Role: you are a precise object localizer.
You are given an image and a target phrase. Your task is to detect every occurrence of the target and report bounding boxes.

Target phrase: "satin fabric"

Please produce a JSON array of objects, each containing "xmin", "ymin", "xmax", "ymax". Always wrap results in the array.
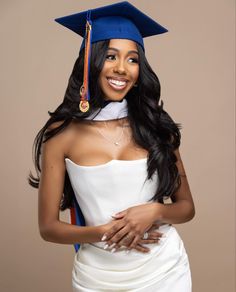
[
  {"xmin": 65, "ymin": 158, "xmax": 192, "ymax": 291},
  {"xmin": 71, "ymin": 224, "xmax": 191, "ymax": 291}
]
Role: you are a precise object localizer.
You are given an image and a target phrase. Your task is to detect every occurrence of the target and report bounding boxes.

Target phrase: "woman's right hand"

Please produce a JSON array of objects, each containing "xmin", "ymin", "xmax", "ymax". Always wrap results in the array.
[{"xmin": 101, "ymin": 221, "xmax": 163, "ymax": 253}]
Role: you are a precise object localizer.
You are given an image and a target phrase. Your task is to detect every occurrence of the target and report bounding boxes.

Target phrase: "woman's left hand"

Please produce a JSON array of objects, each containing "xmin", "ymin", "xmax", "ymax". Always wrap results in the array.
[{"xmin": 101, "ymin": 203, "xmax": 160, "ymax": 250}]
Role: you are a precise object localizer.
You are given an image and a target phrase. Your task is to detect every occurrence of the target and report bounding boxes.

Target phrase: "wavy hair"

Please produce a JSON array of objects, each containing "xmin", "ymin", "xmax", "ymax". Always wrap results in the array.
[{"xmin": 28, "ymin": 39, "xmax": 181, "ymax": 210}]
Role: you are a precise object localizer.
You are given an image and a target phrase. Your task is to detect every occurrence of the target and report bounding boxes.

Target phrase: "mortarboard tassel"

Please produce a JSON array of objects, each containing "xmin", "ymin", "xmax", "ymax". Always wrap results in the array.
[{"xmin": 79, "ymin": 11, "xmax": 92, "ymax": 112}]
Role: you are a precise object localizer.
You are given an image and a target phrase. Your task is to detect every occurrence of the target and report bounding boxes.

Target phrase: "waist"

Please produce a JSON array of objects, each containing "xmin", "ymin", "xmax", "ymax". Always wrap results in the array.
[
  {"xmin": 76, "ymin": 224, "xmax": 174, "ymax": 264},
  {"xmin": 73, "ymin": 224, "xmax": 188, "ymax": 272}
]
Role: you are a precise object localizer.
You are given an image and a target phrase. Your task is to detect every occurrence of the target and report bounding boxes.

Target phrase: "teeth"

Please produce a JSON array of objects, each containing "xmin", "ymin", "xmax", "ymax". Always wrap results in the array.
[{"xmin": 108, "ymin": 79, "xmax": 126, "ymax": 86}]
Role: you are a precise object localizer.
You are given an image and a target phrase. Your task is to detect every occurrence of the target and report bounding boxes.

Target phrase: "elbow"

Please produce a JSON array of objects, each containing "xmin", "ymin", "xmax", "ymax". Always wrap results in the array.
[
  {"xmin": 39, "ymin": 226, "xmax": 50, "ymax": 242},
  {"xmin": 186, "ymin": 203, "xmax": 196, "ymax": 222},
  {"xmin": 39, "ymin": 223, "xmax": 56, "ymax": 242},
  {"xmin": 176, "ymin": 200, "xmax": 195, "ymax": 223}
]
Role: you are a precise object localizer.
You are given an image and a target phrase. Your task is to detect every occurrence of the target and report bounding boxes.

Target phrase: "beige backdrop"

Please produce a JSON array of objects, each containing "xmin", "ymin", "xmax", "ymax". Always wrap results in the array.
[{"xmin": 0, "ymin": 0, "xmax": 235, "ymax": 291}]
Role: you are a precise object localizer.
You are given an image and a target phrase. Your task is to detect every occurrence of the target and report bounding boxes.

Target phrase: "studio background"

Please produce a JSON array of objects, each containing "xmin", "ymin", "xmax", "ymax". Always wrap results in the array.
[{"xmin": 0, "ymin": 0, "xmax": 235, "ymax": 291}]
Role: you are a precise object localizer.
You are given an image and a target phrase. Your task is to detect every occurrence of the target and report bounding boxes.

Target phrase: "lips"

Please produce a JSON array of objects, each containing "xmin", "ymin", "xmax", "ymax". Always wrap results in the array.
[{"xmin": 107, "ymin": 77, "xmax": 128, "ymax": 90}]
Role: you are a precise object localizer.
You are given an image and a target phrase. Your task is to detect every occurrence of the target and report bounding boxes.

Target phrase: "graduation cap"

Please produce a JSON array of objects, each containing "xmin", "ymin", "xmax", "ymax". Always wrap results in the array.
[{"xmin": 55, "ymin": 1, "xmax": 168, "ymax": 112}]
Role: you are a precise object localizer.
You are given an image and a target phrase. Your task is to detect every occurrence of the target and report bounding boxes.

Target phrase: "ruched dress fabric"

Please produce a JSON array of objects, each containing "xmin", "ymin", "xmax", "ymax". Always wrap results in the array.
[{"xmin": 65, "ymin": 158, "xmax": 192, "ymax": 292}]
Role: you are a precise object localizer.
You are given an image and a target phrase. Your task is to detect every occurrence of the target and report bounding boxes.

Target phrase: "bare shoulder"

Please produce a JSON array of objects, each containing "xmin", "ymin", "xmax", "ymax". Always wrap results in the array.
[{"xmin": 42, "ymin": 120, "xmax": 79, "ymax": 161}]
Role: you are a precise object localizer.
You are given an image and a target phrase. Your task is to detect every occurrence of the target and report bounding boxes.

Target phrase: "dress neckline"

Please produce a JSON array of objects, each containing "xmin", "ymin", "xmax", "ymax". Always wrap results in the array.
[{"xmin": 65, "ymin": 157, "xmax": 147, "ymax": 169}]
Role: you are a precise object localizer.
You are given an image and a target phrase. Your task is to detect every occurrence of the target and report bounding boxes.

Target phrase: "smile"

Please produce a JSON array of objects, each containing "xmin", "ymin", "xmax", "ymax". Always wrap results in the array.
[{"xmin": 107, "ymin": 78, "xmax": 128, "ymax": 90}]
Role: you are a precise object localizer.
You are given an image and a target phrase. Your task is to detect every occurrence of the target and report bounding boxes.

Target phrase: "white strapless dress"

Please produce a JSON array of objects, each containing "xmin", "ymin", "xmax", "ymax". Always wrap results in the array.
[{"xmin": 65, "ymin": 158, "xmax": 192, "ymax": 292}]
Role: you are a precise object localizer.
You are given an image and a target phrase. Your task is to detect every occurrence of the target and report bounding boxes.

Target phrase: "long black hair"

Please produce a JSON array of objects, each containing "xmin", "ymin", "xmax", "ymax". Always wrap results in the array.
[{"xmin": 28, "ymin": 39, "xmax": 181, "ymax": 210}]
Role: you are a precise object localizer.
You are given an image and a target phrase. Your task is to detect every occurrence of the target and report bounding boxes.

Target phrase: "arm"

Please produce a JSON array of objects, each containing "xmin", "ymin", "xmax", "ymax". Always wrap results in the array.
[
  {"xmin": 38, "ymin": 126, "xmax": 104, "ymax": 244},
  {"xmin": 149, "ymin": 148, "xmax": 195, "ymax": 224}
]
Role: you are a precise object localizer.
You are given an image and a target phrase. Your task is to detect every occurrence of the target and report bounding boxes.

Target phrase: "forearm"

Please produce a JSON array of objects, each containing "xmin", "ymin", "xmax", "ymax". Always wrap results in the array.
[
  {"xmin": 40, "ymin": 221, "xmax": 105, "ymax": 244},
  {"xmin": 151, "ymin": 200, "xmax": 195, "ymax": 224}
]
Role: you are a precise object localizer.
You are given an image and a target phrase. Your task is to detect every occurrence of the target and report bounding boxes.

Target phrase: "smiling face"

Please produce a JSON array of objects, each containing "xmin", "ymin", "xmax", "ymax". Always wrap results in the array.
[{"xmin": 98, "ymin": 39, "xmax": 139, "ymax": 101}]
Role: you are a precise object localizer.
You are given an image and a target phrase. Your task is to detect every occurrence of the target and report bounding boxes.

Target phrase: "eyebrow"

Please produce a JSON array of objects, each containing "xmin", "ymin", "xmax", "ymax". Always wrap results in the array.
[{"xmin": 107, "ymin": 47, "xmax": 139, "ymax": 55}]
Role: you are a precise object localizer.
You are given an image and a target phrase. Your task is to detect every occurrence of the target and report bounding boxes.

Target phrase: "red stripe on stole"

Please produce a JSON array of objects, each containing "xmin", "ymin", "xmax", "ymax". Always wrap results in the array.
[{"xmin": 70, "ymin": 207, "xmax": 76, "ymax": 225}]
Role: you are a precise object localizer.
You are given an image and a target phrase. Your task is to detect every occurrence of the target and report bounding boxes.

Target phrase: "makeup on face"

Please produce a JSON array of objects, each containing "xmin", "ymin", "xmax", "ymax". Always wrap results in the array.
[{"xmin": 99, "ymin": 39, "xmax": 139, "ymax": 102}]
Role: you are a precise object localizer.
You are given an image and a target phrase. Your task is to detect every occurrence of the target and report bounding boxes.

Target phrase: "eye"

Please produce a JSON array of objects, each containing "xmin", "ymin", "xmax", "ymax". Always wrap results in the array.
[
  {"xmin": 128, "ymin": 57, "xmax": 139, "ymax": 64},
  {"xmin": 106, "ymin": 54, "xmax": 116, "ymax": 60}
]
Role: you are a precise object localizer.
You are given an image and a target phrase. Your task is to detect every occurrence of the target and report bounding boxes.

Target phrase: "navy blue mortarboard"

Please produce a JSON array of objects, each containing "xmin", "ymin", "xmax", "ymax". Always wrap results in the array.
[
  {"xmin": 55, "ymin": 1, "xmax": 168, "ymax": 51},
  {"xmin": 55, "ymin": 1, "xmax": 168, "ymax": 113}
]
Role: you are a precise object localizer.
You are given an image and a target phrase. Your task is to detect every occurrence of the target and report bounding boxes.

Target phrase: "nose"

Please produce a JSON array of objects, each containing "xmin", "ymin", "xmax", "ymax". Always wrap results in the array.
[{"xmin": 113, "ymin": 59, "xmax": 126, "ymax": 75}]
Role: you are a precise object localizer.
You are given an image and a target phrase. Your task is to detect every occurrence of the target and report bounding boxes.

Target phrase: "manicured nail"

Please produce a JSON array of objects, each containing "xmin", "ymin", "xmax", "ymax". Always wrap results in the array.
[
  {"xmin": 126, "ymin": 250, "xmax": 130, "ymax": 254},
  {"xmin": 103, "ymin": 244, "xmax": 109, "ymax": 250},
  {"xmin": 101, "ymin": 235, "xmax": 107, "ymax": 241},
  {"xmin": 110, "ymin": 243, "xmax": 116, "ymax": 249},
  {"xmin": 111, "ymin": 248, "xmax": 116, "ymax": 253}
]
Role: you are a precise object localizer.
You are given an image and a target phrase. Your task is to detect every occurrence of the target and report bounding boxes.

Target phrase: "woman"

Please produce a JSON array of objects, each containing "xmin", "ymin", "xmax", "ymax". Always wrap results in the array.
[{"xmin": 29, "ymin": 2, "xmax": 195, "ymax": 291}]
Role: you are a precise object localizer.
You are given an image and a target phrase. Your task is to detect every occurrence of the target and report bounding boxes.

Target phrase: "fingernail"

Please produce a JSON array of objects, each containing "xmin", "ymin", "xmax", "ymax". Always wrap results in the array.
[
  {"xmin": 110, "ymin": 243, "xmax": 116, "ymax": 249},
  {"xmin": 111, "ymin": 248, "xmax": 116, "ymax": 253},
  {"xmin": 126, "ymin": 250, "xmax": 131, "ymax": 254},
  {"xmin": 103, "ymin": 244, "xmax": 109, "ymax": 250},
  {"xmin": 101, "ymin": 235, "xmax": 107, "ymax": 241}
]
